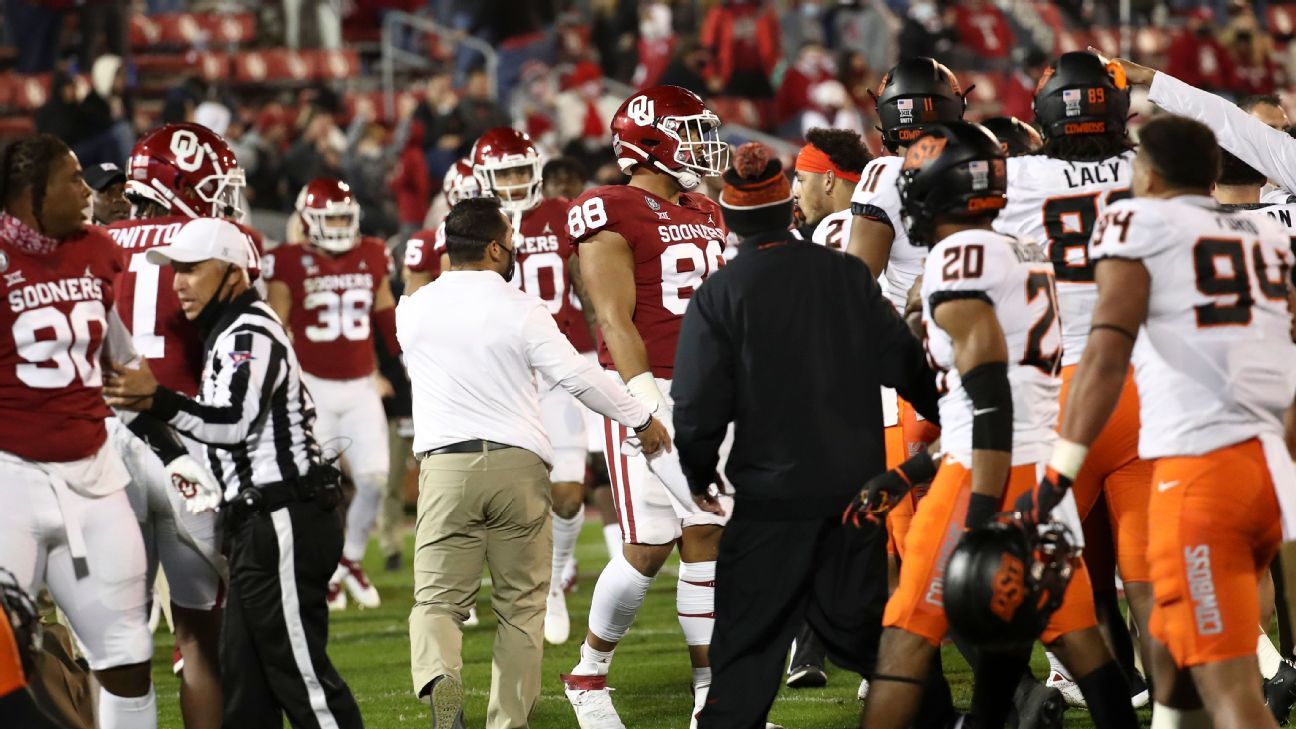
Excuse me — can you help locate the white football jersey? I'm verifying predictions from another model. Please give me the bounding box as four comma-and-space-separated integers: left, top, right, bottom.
1260, 185, 1294, 206
851, 155, 927, 312
810, 209, 854, 251
921, 230, 1062, 467
993, 151, 1136, 366
1091, 195, 1296, 459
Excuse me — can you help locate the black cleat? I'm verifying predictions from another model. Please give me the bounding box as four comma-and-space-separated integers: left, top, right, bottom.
786, 664, 828, 688
1009, 676, 1066, 729
385, 551, 403, 572
1266, 661, 1296, 726
786, 625, 828, 688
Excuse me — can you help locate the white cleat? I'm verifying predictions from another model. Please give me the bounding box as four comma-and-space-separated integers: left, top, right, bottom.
544, 588, 571, 644
561, 673, 625, 729
561, 557, 579, 593
857, 677, 870, 702
336, 558, 381, 608
326, 579, 347, 611
463, 606, 479, 628
1046, 670, 1087, 708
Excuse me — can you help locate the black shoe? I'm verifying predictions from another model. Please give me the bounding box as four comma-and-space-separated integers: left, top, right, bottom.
1266, 661, 1296, 725
1009, 676, 1065, 729
786, 626, 828, 688
787, 664, 828, 688
385, 551, 403, 572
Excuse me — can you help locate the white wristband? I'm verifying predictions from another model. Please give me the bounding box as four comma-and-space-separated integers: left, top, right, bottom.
626, 372, 664, 414
1049, 439, 1089, 481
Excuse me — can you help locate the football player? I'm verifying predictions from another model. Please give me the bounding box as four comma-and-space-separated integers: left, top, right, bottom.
264, 178, 398, 611
403, 158, 480, 297
991, 51, 1152, 706
559, 85, 740, 729
1018, 113, 1296, 729
859, 121, 1138, 729
0, 134, 157, 728
108, 122, 258, 727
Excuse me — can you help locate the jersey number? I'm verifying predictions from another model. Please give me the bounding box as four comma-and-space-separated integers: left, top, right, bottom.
519, 251, 565, 314
14, 302, 107, 389
823, 218, 846, 250
1042, 188, 1131, 283
941, 243, 984, 281
128, 252, 165, 359
1192, 237, 1289, 327
304, 290, 373, 342
567, 197, 608, 239
1023, 271, 1062, 375
661, 240, 725, 315
404, 238, 426, 268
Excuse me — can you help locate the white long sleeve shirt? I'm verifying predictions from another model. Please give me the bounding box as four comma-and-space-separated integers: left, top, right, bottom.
397, 269, 650, 465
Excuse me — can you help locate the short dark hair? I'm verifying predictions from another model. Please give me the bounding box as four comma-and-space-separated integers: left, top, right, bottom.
1239, 94, 1283, 113
1138, 115, 1220, 191
1039, 128, 1131, 162
1218, 149, 1267, 186
0, 134, 72, 219
444, 197, 507, 264
543, 157, 587, 182
804, 127, 872, 177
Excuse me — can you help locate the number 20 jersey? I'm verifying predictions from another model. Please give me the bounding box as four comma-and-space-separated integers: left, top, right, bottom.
567, 186, 727, 377
921, 230, 1062, 467
993, 151, 1135, 365
1091, 195, 1296, 459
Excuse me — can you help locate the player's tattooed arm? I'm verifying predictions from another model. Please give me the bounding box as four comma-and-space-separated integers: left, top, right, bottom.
266, 280, 293, 338
568, 254, 600, 340
580, 230, 652, 384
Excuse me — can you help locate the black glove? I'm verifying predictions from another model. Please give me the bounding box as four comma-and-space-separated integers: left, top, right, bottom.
964, 492, 1000, 530
843, 451, 937, 528
1013, 467, 1071, 527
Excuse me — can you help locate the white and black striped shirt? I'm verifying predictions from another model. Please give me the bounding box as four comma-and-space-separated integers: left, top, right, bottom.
150, 289, 320, 499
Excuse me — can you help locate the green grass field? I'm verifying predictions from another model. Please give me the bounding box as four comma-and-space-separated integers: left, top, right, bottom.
149, 520, 1144, 727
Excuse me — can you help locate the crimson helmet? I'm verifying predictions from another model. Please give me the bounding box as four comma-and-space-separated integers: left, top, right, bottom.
611, 85, 730, 191
126, 122, 246, 220
294, 178, 360, 253
470, 128, 542, 214
444, 157, 482, 205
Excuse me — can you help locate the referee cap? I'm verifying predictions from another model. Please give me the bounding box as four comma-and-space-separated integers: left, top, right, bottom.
147, 217, 252, 268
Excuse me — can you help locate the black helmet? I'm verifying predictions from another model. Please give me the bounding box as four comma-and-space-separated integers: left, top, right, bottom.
981, 116, 1044, 156
898, 121, 1007, 248
873, 57, 966, 151
944, 518, 1079, 651
1033, 51, 1131, 141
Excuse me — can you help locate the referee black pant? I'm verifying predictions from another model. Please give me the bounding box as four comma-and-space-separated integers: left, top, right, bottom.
698, 512, 955, 729
222, 498, 363, 729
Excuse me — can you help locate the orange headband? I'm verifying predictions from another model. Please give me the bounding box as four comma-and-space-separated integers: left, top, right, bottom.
795, 143, 862, 184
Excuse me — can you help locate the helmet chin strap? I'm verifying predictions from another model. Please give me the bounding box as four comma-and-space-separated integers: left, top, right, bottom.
650, 158, 701, 190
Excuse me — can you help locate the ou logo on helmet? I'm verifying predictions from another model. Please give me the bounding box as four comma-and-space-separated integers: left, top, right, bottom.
627, 95, 655, 127
169, 130, 206, 173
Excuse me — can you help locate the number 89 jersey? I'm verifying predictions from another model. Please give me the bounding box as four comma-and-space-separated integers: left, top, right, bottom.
567, 186, 728, 377
262, 237, 390, 381
921, 230, 1062, 467
1091, 196, 1296, 459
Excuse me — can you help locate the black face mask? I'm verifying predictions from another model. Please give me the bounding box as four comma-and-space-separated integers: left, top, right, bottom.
194, 263, 239, 336
499, 240, 517, 282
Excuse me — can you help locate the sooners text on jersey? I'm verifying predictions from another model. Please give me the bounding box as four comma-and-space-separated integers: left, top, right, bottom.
1, 227, 120, 461
567, 185, 727, 377
264, 237, 390, 380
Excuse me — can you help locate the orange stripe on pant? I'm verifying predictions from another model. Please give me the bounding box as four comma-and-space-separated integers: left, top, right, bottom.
1061, 364, 1153, 583
1147, 438, 1282, 668
886, 398, 942, 558
883, 457, 1098, 647
0, 608, 26, 697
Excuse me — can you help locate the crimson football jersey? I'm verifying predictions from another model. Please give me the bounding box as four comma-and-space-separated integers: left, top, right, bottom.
0, 226, 120, 461
402, 227, 442, 278
567, 186, 727, 377
264, 237, 391, 380
109, 215, 264, 396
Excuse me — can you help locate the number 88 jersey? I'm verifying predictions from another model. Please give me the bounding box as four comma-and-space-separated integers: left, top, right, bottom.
567, 185, 728, 377
1091, 196, 1296, 459
920, 230, 1062, 467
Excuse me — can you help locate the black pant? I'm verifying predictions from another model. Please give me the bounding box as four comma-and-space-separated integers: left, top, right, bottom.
222, 499, 363, 729
699, 515, 888, 728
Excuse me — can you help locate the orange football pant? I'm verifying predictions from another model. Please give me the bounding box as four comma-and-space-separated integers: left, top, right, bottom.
886, 398, 942, 557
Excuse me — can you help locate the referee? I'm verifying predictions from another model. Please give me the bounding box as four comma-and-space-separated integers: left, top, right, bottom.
104, 217, 363, 729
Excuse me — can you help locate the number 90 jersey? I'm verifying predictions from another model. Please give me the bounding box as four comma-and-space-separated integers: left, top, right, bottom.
262, 237, 391, 381
1091, 196, 1296, 459
567, 186, 728, 377
921, 230, 1062, 467
993, 151, 1135, 366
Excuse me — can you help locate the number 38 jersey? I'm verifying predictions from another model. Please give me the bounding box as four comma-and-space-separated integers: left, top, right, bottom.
1091, 195, 1296, 459
921, 230, 1062, 467
993, 151, 1135, 366
1, 227, 120, 462
567, 186, 727, 377
262, 237, 391, 381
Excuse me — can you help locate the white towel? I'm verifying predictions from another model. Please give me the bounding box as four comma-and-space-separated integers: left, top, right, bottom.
1259, 432, 1296, 540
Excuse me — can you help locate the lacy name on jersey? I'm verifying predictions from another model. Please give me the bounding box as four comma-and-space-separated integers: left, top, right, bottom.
1061, 159, 1125, 189
8, 274, 104, 313
303, 272, 374, 294
658, 222, 727, 243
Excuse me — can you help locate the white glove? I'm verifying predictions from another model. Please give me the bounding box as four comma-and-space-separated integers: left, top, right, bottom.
625, 372, 666, 414
165, 455, 223, 514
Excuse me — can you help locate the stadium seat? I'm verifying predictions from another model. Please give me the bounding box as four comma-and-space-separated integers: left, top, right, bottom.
129, 13, 255, 50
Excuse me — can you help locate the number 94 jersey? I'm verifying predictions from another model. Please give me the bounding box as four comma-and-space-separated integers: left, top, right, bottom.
262, 237, 391, 381
921, 230, 1062, 467
1091, 196, 1296, 459
567, 186, 728, 377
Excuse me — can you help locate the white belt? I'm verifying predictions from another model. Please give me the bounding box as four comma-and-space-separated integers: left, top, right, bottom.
48, 473, 90, 580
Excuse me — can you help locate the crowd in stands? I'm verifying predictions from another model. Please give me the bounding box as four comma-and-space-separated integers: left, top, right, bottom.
4, 0, 1296, 239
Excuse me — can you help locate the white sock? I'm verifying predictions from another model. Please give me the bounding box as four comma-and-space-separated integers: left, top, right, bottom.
1259, 630, 1286, 679
587, 554, 653, 646
576, 642, 616, 676
1046, 649, 1071, 680
551, 506, 585, 591
1150, 702, 1213, 729
677, 561, 716, 647
98, 685, 157, 729
602, 523, 622, 560
343, 472, 386, 562
692, 666, 712, 691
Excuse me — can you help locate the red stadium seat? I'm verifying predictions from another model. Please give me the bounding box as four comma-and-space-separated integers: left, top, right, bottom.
1031, 2, 1067, 34
233, 50, 315, 83
1055, 30, 1091, 54
963, 72, 1001, 105
9, 74, 50, 112
1090, 27, 1121, 55
315, 50, 361, 81
129, 13, 254, 49
1134, 27, 1170, 58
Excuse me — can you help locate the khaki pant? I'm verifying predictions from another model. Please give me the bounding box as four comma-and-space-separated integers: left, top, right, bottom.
409, 445, 552, 729
379, 419, 413, 557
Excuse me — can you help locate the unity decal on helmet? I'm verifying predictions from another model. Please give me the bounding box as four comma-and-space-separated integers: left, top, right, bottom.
627, 95, 655, 127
